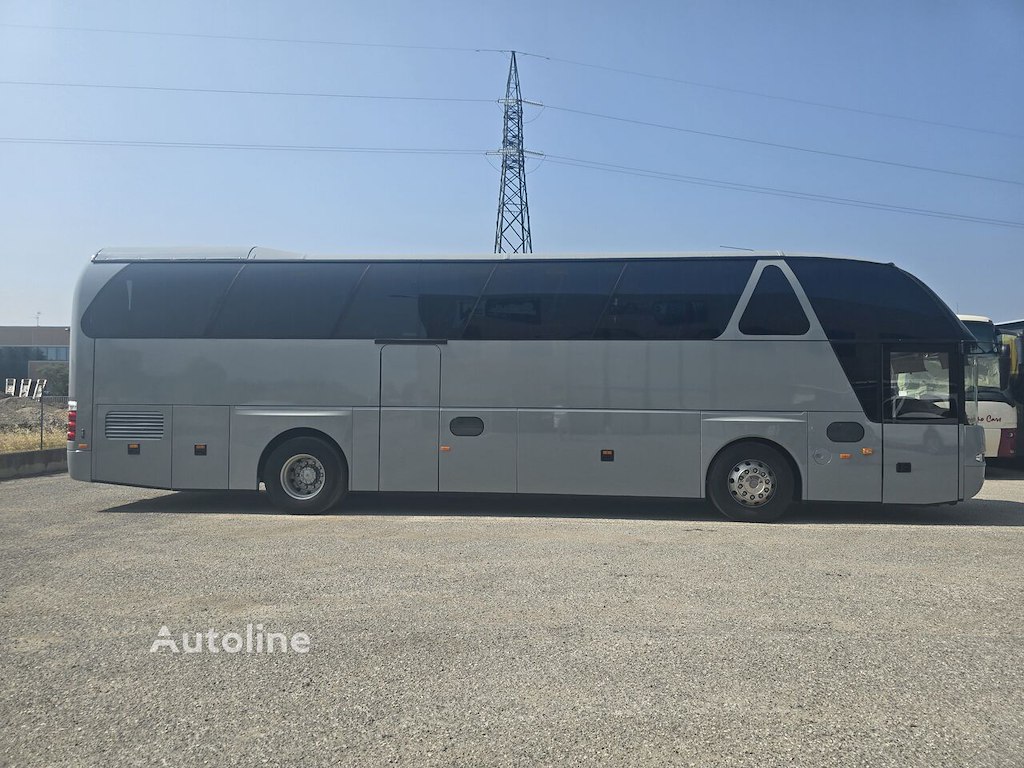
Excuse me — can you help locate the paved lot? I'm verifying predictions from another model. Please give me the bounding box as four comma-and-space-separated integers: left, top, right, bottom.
1, 468, 1022, 767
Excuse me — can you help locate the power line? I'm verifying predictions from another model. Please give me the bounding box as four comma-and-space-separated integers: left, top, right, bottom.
0, 21, 509, 55
4, 21, 1017, 140
517, 52, 1024, 141
0, 79, 493, 105
542, 154, 1024, 229
544, 104, 1024, 188
2, 134, 1018, 228
0, 137, 485, 155
6, 79, 1018, 187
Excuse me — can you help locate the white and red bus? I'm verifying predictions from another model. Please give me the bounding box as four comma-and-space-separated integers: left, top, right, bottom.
959, 315, 1017, 459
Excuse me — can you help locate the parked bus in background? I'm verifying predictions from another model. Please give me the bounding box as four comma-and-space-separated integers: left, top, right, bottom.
68, 248, 985, 522
958, 315, 1018, 459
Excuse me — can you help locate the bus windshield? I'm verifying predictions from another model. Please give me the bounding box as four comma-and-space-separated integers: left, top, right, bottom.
974, 354, 1002, 391
960, 317, 1009, 397
962, 319, 999, 354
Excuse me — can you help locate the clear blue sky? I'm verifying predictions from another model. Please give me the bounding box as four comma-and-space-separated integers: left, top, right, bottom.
1, 0, 1022, 325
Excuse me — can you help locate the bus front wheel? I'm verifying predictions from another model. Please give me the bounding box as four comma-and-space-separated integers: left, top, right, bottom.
707, 442, 795, 523
264, 437, 347, 514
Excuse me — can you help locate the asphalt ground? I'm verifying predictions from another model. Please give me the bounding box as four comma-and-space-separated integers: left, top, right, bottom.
1, 467, 1022, 767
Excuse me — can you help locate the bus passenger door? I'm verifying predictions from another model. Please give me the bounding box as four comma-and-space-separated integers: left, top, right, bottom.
882, 346, 961, 504
378, 343, 441, 491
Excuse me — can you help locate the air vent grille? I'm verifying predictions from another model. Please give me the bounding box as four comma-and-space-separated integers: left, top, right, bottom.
105, 411, 165, 440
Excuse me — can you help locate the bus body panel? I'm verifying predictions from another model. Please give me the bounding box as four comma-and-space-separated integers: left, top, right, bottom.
228, 407, 354, 491
440, 408, 517, 493
699, 413, 809, 499
93, 404, 173, 488
68, 263, 125, 479
881, 422, 960, 504
92, 339, 380, 407
439, 340, 861, 413
379, 344, 442, 491
517, 409, 701, 497
351, 407, 380, 491
806, 412, 883, 503
962, 425, 986, 500
379, 408, 440, 491
171, 406, 229, 490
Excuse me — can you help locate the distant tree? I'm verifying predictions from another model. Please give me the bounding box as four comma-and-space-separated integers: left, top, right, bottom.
33, 362, 69, 396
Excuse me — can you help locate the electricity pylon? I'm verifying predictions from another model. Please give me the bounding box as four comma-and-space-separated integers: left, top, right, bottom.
493, 51, 534, 254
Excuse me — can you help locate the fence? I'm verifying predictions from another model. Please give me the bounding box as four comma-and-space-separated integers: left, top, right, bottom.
37, 396, 70, 450
0, 394, 69, 453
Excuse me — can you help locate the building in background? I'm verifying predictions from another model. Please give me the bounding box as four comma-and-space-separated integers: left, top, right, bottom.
0, 326, 71, 393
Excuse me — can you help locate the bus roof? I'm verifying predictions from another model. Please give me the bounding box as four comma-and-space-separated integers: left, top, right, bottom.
957, 314, 994, 324
91, 247, 882, 264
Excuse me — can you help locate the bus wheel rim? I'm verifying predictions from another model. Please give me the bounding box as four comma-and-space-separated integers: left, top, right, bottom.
280, 454, 326, 500
727, 459, 776, 507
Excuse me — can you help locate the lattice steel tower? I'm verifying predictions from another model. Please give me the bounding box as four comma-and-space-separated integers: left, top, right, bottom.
493, 51, 532, 254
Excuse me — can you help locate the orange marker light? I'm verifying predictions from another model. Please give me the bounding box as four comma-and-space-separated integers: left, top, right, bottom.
839, 453, 852, 460
861, 447, 874, 456
439, 445, 451, 452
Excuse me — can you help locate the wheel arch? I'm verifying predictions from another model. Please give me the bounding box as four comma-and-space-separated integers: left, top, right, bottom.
704, 437, 803, 502
257, 428, 349, 486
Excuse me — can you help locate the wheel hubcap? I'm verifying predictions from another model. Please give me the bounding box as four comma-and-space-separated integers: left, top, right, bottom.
280, 454, 326, 500
727, 459, 776, 507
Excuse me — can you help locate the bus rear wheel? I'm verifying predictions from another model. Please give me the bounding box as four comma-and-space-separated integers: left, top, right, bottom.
707, 442, 795, 523
264, 437, 347, 515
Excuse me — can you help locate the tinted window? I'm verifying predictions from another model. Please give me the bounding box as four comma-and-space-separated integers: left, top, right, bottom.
82, 263, 241, 338
337, 262, 493, 340
788, 259, 967, 341
594, 259, 753, 340
464, 261, 623, 340
832, 342, 883, 422
209, 262, 366, 338
739, 265, 810, 335
826, 422, 866, 442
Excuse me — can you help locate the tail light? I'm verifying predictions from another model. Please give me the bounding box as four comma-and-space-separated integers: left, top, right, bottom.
998, 429, 1016, 458
67, 400, 77, 442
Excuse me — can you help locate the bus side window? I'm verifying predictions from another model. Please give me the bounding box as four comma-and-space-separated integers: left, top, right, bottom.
594, 259, 752, 340
208, 262, 367, 339
738, 265, 810, 336
886, 348, 957, 421
82, 263, 242, 338
463, 261, 623, 340
337, 262, 493, 340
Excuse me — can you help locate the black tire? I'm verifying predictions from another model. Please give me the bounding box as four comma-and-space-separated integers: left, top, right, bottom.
707, 442, 796, 523
263, 437, 347, 515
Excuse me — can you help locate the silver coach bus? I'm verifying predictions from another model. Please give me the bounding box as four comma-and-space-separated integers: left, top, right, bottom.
67, 248, 985, 522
